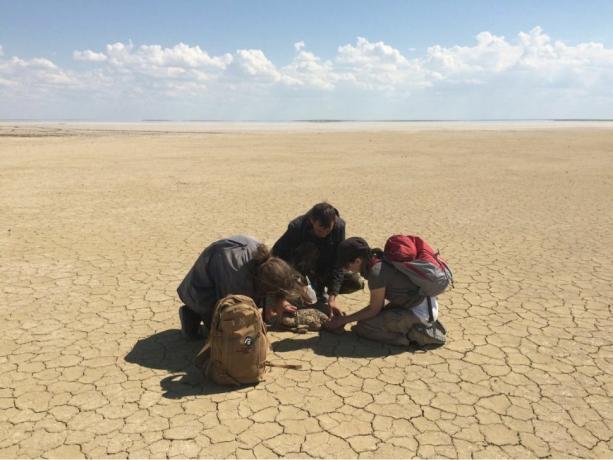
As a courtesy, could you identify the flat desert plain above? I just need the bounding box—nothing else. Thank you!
[1,122,612,458]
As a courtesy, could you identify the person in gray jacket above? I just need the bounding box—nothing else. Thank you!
[177,235,308,340]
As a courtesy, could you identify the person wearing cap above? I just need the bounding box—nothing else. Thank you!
[272,202,363,317]
[325,237,446,347]
[177,235,308,340]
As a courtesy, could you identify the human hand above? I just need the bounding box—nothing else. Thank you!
[278,301,298,316]
[327,295,343,317]
[324,316,346,331]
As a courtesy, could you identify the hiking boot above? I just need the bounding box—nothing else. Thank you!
[406,322,446,348]
[179,305,203,341]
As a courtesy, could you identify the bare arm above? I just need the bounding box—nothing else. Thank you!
[263,297,298,323]
[325,288,386,329]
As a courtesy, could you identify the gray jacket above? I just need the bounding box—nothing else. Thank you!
[177,236,261,317]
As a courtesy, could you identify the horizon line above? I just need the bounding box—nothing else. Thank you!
[2,118,613,123]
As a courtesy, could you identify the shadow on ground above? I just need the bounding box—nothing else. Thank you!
[272,329,424,358]
[124,329,239,399]
[126,328,429,398]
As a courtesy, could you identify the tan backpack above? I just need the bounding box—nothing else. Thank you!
[195,295,269,385]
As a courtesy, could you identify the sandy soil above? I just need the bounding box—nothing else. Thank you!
[1,123,612,458]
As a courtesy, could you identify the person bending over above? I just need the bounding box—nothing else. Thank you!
[177,235,308,340]
[272,202,363,317]
[324,237,447,347]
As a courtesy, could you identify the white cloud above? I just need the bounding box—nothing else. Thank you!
[128,43,231,69]
[282,42,339,90]
[233,49,280,80]
[0,52,75,90]
[2,27,613,120]
[335,37,432,91]
[424,26,613,83]
[68,42,236,98]
[73,49,107,62]
[425,31,522,76]
[337,36,409,66]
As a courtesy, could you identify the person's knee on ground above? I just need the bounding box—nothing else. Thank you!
[353,306,445,348]
[353,320,412,347]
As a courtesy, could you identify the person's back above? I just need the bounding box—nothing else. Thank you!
[177,236,261,338]
[366,258,440,327]
[177,235,309,340]
[327,236,449,347]
[367,259,423,309]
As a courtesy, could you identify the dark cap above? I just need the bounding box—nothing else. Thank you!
[337,237,371,266]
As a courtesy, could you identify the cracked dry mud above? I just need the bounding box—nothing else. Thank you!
[1,124,612,458]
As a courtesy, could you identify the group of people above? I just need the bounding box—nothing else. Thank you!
[177,202,447,348]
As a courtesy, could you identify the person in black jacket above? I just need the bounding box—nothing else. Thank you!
[272,202,363,317]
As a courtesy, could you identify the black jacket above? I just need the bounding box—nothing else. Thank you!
[272,212,346,295]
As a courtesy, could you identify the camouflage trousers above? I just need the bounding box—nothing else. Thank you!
[353,305,446,348]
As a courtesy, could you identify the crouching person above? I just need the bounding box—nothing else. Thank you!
[177,235,308,340]
[272,202,363,317]
[324,236,452,348]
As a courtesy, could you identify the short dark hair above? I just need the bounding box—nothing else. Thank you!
[306,202,338,228]
[337,237,371,267]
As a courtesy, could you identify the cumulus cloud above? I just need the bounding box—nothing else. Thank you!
[62,30,613,95]
[233,49,280,80]
[0,50,75,90]
[282,42,339,90]
[338,36,409,66]
[336,37,433,91]
[73,49,107,62]
[2,27,613,119]
[426,31,521,76]
[422,26,613,97]
[100,42,232,69]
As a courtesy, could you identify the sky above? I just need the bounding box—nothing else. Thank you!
[1,0,613,121]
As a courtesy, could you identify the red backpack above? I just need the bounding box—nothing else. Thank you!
[383,235,453,297]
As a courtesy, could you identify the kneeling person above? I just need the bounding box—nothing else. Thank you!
[272,202,363,317]
[325,237,448,347]
[177,235,307,340]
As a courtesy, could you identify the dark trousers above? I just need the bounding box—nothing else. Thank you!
[292,242,363,296]
[182,302,214,328]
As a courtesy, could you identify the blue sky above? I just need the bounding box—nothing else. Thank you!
[2,0,613,120]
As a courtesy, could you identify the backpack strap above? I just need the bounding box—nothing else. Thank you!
[194,340,211,369]
[434,250,454,288]
[367,255,382,271]
[427,296,434,323]
[265,361,303,370]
